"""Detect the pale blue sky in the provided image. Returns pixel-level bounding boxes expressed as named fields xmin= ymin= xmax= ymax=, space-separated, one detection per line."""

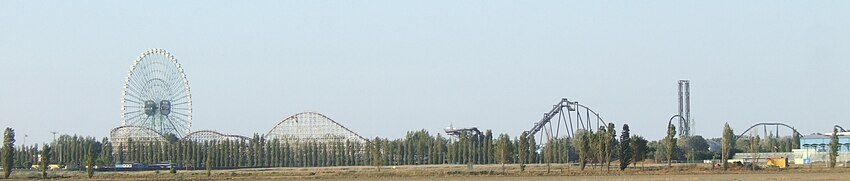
xmin=2 ymin=1 xmax=850 ymax=145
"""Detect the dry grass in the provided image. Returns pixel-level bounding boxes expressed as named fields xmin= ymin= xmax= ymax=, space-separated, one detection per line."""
xmin=7 ymin=163 xmax=850 ymax=180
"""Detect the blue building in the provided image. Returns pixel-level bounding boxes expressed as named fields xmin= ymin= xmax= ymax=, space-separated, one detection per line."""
xmin=800 ymin=133 xmax=850 ymax=152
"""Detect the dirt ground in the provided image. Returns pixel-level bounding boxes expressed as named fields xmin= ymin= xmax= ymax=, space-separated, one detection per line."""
xmin=9 ymin=163 xmax=850 ymax=180
xmin=316 ymin=173 xmax=850 ymax=181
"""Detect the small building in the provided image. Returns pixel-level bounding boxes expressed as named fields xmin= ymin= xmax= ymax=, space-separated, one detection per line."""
xmin=795 ymin=132 xmax=850 ymax=164
xmin=800 ymin=133 xmax=850 ymax=151
xmin=731 ymin=152 xmax=795 ymax=165
xmin=729 ymin=131 xmax=850 ymax=166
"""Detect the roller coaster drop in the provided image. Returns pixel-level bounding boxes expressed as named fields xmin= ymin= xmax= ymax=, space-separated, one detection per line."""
xmin=526 ymin=98 xmax=607 ymax=142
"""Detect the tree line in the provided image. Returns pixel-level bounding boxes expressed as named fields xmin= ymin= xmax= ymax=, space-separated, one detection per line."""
xmin=0 ymin=122 xmax=829 ymax=178
xmin=0 ymin=125 xmax=654 ymax=172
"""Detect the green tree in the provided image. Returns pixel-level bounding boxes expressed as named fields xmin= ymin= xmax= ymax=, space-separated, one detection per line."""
xmin=371 ymin=137 xmax=384 ymax=171
xmin=86 ymin=144 xmax=94 ymax=178
xmin=528 ymin=134 xmax=537 ymax=164
xmin=630 ymin=135 xmax=648 ymax=168
xmin=766 ymin=133 xmax=779 ymax=152
xmin=495 ymin=134 xmax=512 ymax=173
xmin=679 ymin=135 xmax=710 ymax=162
xmin=575 ymin=130 xmax=590 ymax=171
xmin=830 ymin=128 xmax=839 ymax=168
xmin=2 ymin=128 xmax=15 ymax=179
xmin=124 ymin=138 xmax=133 ymax=164
xmin=170 ymin=160 xmax=177 ymax=174
xmin=665 ymin=124 xmax=676 ymax=168
xmin=116 ymin=143 xmax=124 ymax=164
xmin=517 ymin=132 xmax=529 ymax=172
xmin=206 ymin=146 xmax=213 ymax=177
xmin=605 ymin=123 xmax=617 ymax=171
xmin=721 ymin=123 xmax=735 ymax=171
xmin=749 ymin=134 xmax=760 ymax=171
xmin=40 ymin=144 xmax=51 ymax=179
xmin=484 ymin=130 xmax=493 ymax=164
xmin=594 ymin=126 xmax=607 ymax=170
xmin=792 ymin=133 xmax=801 ymax=150
xmin=99 ymin=138 xmax=112 ymax=167
xmin=433 ymin=134 xmax=446 ymax=164
xmin=619 ymin=124 xmax=631 ymax=171
xmin=544 ymin=138 xmax=554 ymax=173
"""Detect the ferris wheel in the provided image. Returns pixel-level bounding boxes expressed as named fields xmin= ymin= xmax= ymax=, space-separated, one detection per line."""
xmin=121 ymin=49 xmax=192 ymax=137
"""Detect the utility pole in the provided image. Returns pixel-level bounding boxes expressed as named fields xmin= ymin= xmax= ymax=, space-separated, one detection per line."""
xmin=51 ymin=131 xmax=60 ymax=163
xmin=51 ymin=131 xmax=58 ymax=142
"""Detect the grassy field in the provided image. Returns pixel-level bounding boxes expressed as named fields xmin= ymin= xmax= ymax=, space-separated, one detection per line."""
xmin=7 ymin=163 xmax=850 ymax=180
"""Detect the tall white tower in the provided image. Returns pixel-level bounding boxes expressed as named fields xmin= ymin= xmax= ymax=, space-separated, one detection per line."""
xmin=678 ymin=80 xmax=692 ymax=136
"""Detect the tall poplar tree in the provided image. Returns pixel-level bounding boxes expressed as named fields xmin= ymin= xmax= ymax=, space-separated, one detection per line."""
xmin=371 ymin=137 xmax=384 ymax=171
xmin=830 ymin=128 xmax=839 ymax=168
xmin=619 ymin=124 xmax=631 ymax=171
xmin=605 ymin=123 xmax=616 ymax=171
xmin=86 ymin=145 xmax=94 ymax=178
xmin=749 ymin=135 xmax=760 ymax=171
xmin=721 ymin=123 xmax=734 ymax=171
xmin=576 ymin=130 xmax=590 ymax=171
xmin=206 ymin=146 xmax=213 ymax=177
xmin=2 ymin=128 xmax=15 ymax=179
xmin=630 ymin=135 xmax=648 ymax=168
xmin=495 ymin=134 xmax=512 ymax=173
xmin=665 ymin=124 xmax=676 ymax=168
xmin=517 ymin=132 xmax=529 ymax=172
xmin=40 ymin=144 xmax=51 ymax=179
xmin=544 ymin=138 xmax=554 ymax=173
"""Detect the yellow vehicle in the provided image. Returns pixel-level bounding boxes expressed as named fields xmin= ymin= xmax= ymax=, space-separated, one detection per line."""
xmin=767 ymin=157 xmax=788 ymax=168
xmin=31 ymin=164 xmax=61 ymax=169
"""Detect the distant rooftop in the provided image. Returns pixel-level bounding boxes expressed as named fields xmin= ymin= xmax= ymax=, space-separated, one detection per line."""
xmin=801 ymin=132 xmax=850 ymax=139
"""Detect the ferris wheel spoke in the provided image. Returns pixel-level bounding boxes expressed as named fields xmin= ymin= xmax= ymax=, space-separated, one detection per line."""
xmin=132 ymin=88 xmax=153 ymax=101
xmin=171 ymin=94 xmax=191 ymax=102
xmin=167 ymin=74 xmax=185 ymax=88
xmin=172 ymin=116 xmax=190 ymax=125
xmin=167 ymin=80 xmax=184 ymax=94
xmin=163 ymin=74 xmax=181 ymax=90
xmin=123 ymin=110 xmax=143 ymax=115
xmin=171 ymin=101 xmax=190 ymax=106
xmin=122 ymin=98 xmax=143 ymax=105
xmin=167 ymin=88 xmax=188 ymax=99
xmin=133 ymin=66 xmax=153 ymax=87
xmin=170 ymin=114 xmax=191 ymax=125
xmin=124 ymin=92 xmax=147 ymax=103
xmin=163 ymin=116 xmax=177 ymax=131
xmin=126 ymin=81 xmax=152 ymax=99
xmin=146 ymin=78 xmax=166 ymax=98
xmin=122 ymin=96 xmax=144 ymax=105
xmin=165 ymin=116 xmax=186 ymax=134
xmin=171 ymin=111 xmax=191 ymax=118
xmin=167 ymin=88 xmax=188 ymax=100
xmin=124 ymin=113 xmax=146 ymax=124
xmin=128 ymin=115 xmax=151 ymax=127
xmin=124 ymin=91 xmax=145 ymax=100
xmin=141 ymin=115 xmax=154 ymax=127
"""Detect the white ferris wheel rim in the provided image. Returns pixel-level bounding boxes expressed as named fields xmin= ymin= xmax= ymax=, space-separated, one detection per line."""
xmin=120 ymin=49 xmax=192 ymax=136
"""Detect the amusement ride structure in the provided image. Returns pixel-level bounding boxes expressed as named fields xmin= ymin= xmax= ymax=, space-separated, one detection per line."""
xmin=110 ymin=49 xmax=367 ymax=153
